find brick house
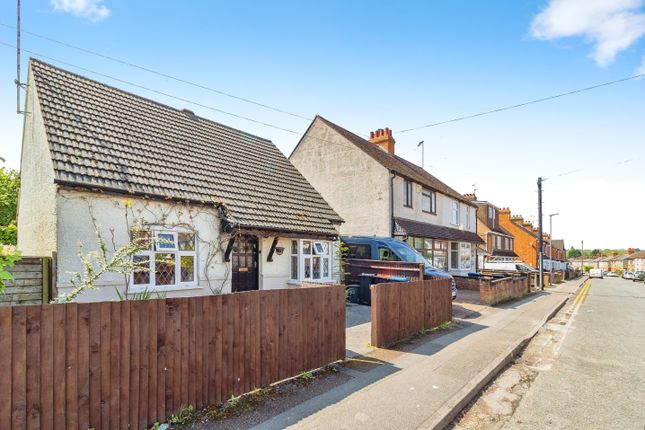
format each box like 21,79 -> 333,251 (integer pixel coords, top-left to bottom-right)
625,251 -> 645,272
464,195 -> 516,269
498,208 -> 548,269
289,116 -> 484,276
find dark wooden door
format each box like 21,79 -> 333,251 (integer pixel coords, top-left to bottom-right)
232,235 -> 259,292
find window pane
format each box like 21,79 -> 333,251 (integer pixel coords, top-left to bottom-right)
323,258 -> 329,278
178,232 -> 195,251
155,253 -> 176,285
304,257 -> 311,278
291,240 -> 298,255
133,255 -> 150,285
156,233 -> 176,250
180,255 -> 195,283
291,256 -> 298,279
422,192 -> 431,212
414,237 -> 423,249
424,239 -> 432,250
303,241 -> 312,255
313,257 -> 321,279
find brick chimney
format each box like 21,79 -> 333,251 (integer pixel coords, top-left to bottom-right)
463,193 -> 477,201
369,128 -> 395,155
628,248 -> 635,255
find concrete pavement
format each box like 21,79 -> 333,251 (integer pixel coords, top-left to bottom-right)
502,277 -> 645,430
251,278 -> 585,430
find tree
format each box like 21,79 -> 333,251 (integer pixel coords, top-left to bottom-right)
0,167 -> 19,245
590,249 -> 601,257
567,246 -> 581,258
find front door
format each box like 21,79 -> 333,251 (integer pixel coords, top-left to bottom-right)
232,235 -> 259,292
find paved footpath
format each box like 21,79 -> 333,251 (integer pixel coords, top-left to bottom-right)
503,277 -> 645,430
253,278 -> 584,430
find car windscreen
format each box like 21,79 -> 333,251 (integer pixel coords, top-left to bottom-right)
387,240 -> 436,269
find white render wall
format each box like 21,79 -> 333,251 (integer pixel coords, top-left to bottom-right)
290,118 -> 392,237
392,176 -> 476,233
17,67 -> 58,256
55,189 -> 228,301
54,190 -> 334,302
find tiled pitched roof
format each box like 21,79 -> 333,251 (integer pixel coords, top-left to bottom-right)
395,217 -> 485,244
626,251 -> 645,260
313,116 -> 476,206
30,59 -> 342,237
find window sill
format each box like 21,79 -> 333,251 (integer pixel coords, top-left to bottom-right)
129,284 -> 202,294
422,210 -> 437,215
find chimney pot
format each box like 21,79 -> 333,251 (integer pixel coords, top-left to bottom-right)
368,126 -> 396,155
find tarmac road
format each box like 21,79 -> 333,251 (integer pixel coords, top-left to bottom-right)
503,277 -> 645,430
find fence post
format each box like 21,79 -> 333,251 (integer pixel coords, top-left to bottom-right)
42,257 -> 51,304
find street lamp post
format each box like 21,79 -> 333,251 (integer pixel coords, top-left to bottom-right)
549,213 -> 559,285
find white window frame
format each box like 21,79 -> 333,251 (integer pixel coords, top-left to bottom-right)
451,200 -> 460,225
131,228 -> 198,292
290,239 -> 334,283
465,206 -> 471,229
460,243 -> 472,270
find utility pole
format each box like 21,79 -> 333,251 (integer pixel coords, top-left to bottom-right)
549,213 -> 559,285
581,240 -> 584,276
537,177 -> 544,290
418,141 -> 425,169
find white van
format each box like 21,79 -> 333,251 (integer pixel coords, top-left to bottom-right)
481,259 -> 538,273
589,268 -> 603,279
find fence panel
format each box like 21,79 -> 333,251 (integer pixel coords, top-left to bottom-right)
0,285 -> 345,430
1,257 -> 52,306
371,279 -> 452,348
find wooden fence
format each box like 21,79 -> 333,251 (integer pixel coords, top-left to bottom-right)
1,257 -> 52,306
345,259 -> 425,284
370,279 -> 452,348
0,285 -> 346,430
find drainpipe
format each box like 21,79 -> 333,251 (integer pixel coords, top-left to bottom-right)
390,171 -> 395,237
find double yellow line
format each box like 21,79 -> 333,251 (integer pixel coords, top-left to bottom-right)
574,280 -> 592,305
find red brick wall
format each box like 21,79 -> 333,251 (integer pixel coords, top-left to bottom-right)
498,210 -> 537,268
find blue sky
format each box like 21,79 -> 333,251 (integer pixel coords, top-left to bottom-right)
1,0 -> 644,249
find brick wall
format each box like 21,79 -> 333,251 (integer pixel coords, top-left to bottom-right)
498,209 -> 537,268
454,276 -> 486,291
480,276 -> 530,305
455,275 -> 530,305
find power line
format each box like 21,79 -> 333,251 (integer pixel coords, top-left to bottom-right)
0,40 -> 303,134
397,73 -> 645,133
0,22 -> 312,121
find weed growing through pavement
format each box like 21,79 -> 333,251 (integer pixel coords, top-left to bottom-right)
227,394 -> 241,407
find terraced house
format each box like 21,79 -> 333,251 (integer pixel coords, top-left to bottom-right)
289,116 -> 483,276
17,59 -> 343,302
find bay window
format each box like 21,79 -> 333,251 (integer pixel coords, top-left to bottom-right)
290,239 -> 333,282
460,243 -> 472,269
132,229 -> 197,290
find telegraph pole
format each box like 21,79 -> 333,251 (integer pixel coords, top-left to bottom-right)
537,177 -> 544,290
581,240 -> 584,276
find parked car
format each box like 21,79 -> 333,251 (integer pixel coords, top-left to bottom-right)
633,271 -> 645,282
342,236 -> 457,300
589,268 -> 603,279
622,271 -> 636,280
605,271 -> 618,278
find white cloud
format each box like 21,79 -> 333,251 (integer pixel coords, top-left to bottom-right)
531,0 -> 645,66
51,0 -> 110,22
